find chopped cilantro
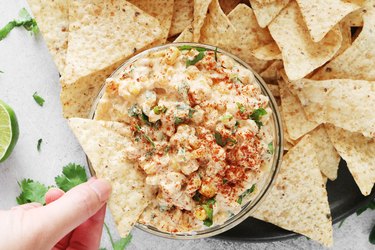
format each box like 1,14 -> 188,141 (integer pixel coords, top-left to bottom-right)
153,105 -> 167,115
16,179 -> 48,205
143,134 -> 155,148
236,102 -> 245,113
221,114 -> 233,122
174,116 -> 184,125
0,70 -> 3,73
268,142 -> 274,154
37,138 -> 42,151
186,51 -> 205,67
222,178 -> 228,184
55,163 -> 88,192
237,184 -> 256,205
214,132 -> 226,147
338,218 -> 346,228
370,224 -> 375,244
178,45 -> 206,52
32,92 -> 45,107
188,108 -> 196,118
202,198 -> 216,227
0,8 -> 38,41
140,112 -> 152,126
128,104 -> 141,117
249,108 -> 267,128
214,47 -> 218,62
103,223 -> 132,250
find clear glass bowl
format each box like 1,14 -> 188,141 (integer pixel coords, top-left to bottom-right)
89,42 -> 283,240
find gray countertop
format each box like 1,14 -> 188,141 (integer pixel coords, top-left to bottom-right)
0,1 -> 374,249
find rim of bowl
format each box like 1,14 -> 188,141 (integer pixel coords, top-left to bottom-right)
88,42 -> 284,240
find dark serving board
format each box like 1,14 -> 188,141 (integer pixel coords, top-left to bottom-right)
216,159 -> 375,242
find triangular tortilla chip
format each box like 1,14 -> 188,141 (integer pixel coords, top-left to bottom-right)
313,7 -> 375,81
68,118 -> 150,237
308,126 -> 340,181
290,78 -> 375,138
249,0 -> 290,28
225,4 -> 274,72
174,25 -> 194,43
325,124 -> 375,196
199,0 -> 236,48
192,0 -> 212,42
335,19 -> 352,58
268,1 -> 342,80
27,0 -> 69,72
128,0 -> 174,43
279,79 -> 319,140
252,135 -> 333,247
169,0 -> 194,37
61,0 -> 163,118
260,60 -> 283,85
295,0 -> 360,42
253,42 -> 282,61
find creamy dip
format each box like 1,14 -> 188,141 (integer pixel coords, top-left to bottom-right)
95,45 -> 274,233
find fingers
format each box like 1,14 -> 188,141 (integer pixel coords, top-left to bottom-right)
11,202 -> 42,211
45,188 -> 65,204
30,179 -> 111,249
67,205 -> 107,250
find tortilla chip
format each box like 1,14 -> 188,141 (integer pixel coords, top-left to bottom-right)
249,0 -> 290,28
290,78 -> 375,138
279,106 -> 297,149
268,1 -> 342,80
192,0 -> 212,42
27,0 -> 69,72
68,118 -> 150,237
252,42 -> 282,61
252,135 -> 333,247
308,126 -> 340,181
260,60 -> 283,85
325,124 -> 375,196
219,0 -> 242,14
312,7 -> 375,81
128,0 -> 174,43
213,3 -> 271,72
279,79 -> 318,140
169,0 -> 194,37
335,20 -> 352,58
174,25 -> 194,43
295,0 -> 360,42
61,0 -> 163,118
267,84 -> 280,97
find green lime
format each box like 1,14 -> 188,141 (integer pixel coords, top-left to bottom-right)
0,99 -> 19,162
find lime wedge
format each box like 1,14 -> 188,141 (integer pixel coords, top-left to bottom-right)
0,99 -> 19,162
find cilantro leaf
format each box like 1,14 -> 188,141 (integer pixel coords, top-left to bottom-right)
0,8 -> 38,41
249,108 -> 267,128
186,51 -> 205,67
55,163 -> 88,192
33,92 -> 45,107
37,138 -> 42,151
104,223 -> 132,250
370,224 -> 375,244
214,132 -> 226,147
202,198 -> 216,227
237,184 -> 256,205
153,105 -> 167,115
0,70 -> 3,73
16,179 -> 48,205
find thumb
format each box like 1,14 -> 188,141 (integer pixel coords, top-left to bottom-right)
30,179 -> 111,248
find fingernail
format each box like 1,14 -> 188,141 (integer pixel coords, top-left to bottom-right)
89,179 -> 112,202
88,177 -> 97,183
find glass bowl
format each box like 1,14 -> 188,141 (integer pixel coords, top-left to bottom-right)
88,42 -> 283,240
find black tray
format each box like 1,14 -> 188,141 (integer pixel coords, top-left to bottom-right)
216,159 -> 375,242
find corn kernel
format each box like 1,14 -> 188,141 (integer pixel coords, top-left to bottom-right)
194,206 -> 207,221
128,82 -> 142,95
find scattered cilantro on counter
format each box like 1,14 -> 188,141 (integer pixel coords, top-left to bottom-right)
356,199 -> 375,244
37,138 -> 42,151
101,223 -> 132,250
16,179 -> 48,205
55,163 -> 88,192
0,8 -> 38,41
32,92 -> 45,107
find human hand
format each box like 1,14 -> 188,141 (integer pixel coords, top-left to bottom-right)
0,178 -> 112,250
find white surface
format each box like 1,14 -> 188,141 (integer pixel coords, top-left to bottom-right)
0,1 -> 374,249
